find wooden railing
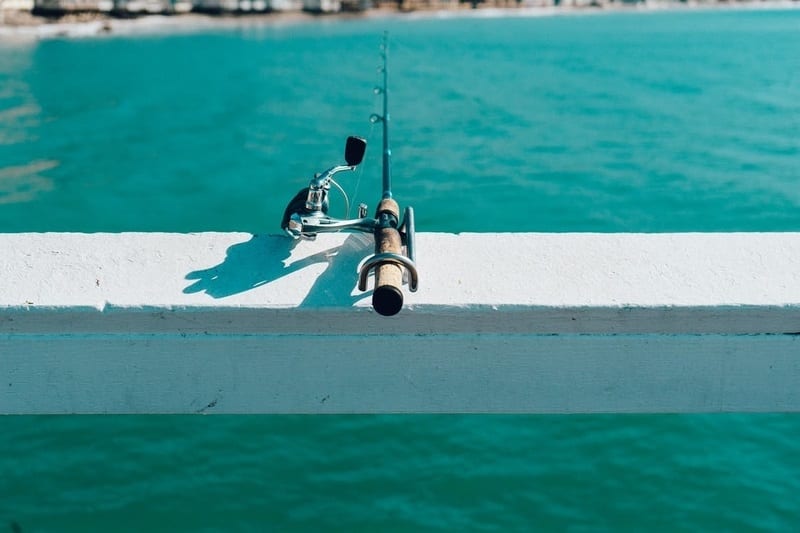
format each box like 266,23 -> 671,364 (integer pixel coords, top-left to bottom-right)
2,232 -> 799,414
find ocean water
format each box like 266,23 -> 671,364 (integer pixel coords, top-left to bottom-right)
2,8 -> 800,531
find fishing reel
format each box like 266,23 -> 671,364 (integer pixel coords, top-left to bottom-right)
280,136 -> 418,316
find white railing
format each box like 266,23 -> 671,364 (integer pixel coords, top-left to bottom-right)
1,232 -> 799,414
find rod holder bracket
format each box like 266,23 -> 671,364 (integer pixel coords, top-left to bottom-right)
358,253 -> 419,293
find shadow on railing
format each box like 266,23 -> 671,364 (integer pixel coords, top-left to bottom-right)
183,233 -> 373,308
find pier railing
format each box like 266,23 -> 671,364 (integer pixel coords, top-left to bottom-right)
2,232 -> 799,414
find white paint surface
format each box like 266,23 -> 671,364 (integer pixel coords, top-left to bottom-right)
1,232 -> 799,414
2,231 -> 800,308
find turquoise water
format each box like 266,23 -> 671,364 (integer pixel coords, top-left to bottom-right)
2,8 -> 800,530
2,9 -> 799,232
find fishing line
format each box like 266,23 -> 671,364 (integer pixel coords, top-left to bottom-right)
348,35 -> 394,216
347,74 -> 381,217
348,120 -> 375,217
341,115 -> 375,219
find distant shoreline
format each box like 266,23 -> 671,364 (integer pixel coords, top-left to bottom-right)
1,1 -> 799,40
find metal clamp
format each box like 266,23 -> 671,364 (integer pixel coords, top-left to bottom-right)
358,252 -> 419,293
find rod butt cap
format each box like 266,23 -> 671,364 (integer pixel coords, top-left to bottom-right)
373,285 -> 403,316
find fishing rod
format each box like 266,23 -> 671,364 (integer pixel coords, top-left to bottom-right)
280,34 -> 418,317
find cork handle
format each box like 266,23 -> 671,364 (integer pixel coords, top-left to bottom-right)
372,198 -> 404,316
